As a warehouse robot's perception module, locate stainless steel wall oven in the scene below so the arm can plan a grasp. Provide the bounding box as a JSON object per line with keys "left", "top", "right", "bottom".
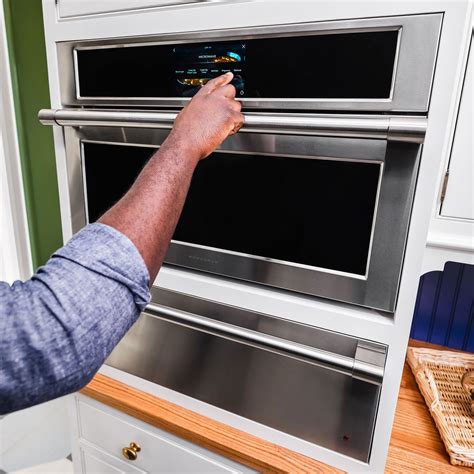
{"left": 41, "top": 14, "right": 441, "bottom": 312}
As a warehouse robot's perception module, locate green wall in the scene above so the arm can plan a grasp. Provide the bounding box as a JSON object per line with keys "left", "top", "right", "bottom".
{"left": 3, "top": 0, "right": 62, "bottom": 269}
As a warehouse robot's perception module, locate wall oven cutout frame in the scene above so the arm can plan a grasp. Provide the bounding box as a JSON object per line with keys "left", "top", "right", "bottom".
{"left": 62, "top": 122, "right": 421, "bottom": 313}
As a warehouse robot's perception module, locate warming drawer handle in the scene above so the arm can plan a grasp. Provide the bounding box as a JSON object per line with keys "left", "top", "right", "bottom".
{"left": 145, "top": 302, "right": 385, "bottom": 385}
{"left": 38, "top": 108, "right": 426, "bottom": 143}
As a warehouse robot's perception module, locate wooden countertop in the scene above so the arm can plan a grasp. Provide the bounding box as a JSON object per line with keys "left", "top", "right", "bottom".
{"left": 82, "top": 342, "right": 471, "bottom": 473}
{"left": 387, "top": 361, "right": 470, "bottom": 473}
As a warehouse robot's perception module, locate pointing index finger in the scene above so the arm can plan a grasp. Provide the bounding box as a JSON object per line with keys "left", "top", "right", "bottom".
{"left": 202, "top": 72, "right": 234, "bottom": 93}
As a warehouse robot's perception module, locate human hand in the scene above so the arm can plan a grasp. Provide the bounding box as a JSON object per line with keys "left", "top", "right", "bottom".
{"left": 164, "top": 73, "right": 244, "bottom": 162}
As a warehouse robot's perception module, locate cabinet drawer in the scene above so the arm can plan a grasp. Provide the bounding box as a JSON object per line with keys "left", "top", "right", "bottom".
{"left": 76, "top": 397, "right": 249, "bottom": 473}
{"left": 80, "top": 444, "right": 145, "bottom": 473}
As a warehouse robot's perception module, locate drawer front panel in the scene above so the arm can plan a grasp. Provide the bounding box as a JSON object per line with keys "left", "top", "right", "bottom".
{"left": 77, "top": 399, "right": 244, "bottom": 473}
{"left": 106, "top": 288, "right": 386, "bottom": 463}
{"left": 81, "top": 444, "right": 145, "bottom": 473}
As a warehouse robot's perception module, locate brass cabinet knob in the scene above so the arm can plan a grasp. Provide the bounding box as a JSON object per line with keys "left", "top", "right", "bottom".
{"left": 122, "top": 442, "right": 141, "bottom": 461}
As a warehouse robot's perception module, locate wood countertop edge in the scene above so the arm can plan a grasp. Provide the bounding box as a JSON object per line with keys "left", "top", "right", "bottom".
{"left": 81, "top": 373, "right": 341, "bottom": 474}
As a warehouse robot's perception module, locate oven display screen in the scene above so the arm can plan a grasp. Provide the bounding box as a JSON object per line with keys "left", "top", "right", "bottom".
{"left": 173, "top": 42, "right": 245, "bottom": 97}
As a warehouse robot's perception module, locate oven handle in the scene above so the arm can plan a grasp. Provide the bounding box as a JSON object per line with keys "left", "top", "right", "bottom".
{"left": 38, "top": 108, "right": 426, "bottom": 143}
{"left": 145, "top": 302, "right": 385, "bottom": 385}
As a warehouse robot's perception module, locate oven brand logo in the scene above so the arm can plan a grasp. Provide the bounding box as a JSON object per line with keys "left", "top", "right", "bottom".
{"left": 187, "top": 255, "right": 219, "bottom": 265}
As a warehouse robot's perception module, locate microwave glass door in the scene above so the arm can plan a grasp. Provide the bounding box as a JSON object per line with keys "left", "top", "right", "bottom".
{"left": 83, "top": 142, "right": 380, "bottom": 277}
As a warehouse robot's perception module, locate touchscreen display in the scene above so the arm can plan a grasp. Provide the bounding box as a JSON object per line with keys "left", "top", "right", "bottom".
{"left": 173, "top": 42, "right": 245, "bottom": 97}
{"left": 77, "top": 30, "right": 398, "bottom": 100}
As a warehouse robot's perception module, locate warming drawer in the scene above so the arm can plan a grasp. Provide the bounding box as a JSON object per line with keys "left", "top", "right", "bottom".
{"left": 106, "top": 287, "right": 387, "bottom": 463}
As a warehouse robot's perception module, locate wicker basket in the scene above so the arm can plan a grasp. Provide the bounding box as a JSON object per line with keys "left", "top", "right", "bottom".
{"left": 407, "top": 347, "right": 474, "bottom": 467}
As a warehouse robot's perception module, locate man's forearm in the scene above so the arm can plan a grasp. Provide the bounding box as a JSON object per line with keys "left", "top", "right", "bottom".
{"left": 99, "top": 137, "right": 198, "bottom": 283}
{"left": 98, "top": 73, "right": 243, "bottom": 283}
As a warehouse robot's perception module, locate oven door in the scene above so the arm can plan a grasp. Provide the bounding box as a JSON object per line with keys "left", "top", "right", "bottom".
{"left": 61, "top": 117, "right": 421, "bottom": 312}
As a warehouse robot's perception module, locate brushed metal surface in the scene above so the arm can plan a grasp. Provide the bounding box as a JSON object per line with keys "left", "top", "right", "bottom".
{"left": 145, "top": 302, "right": 385, "bottom": 384}
{"left": 39, "top": 108, "right": 427, "bottom": 143}
{"left": 56, "top": 14, "right": 442, "bottom": 112}
{"left": 106, "top": 288, "right": 386, "bottom": 462}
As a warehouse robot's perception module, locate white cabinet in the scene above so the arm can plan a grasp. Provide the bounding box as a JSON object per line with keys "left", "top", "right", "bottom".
{"left": 69, "top": 395, "right": 254, "bottom": 474}
{"left": 440, "top": 35, "right": 474, "bottom": 221}
{"left": 423, "top": 32, "right": 474, "bottom": 272}
{"left": 58, "top": 1, "right": 208, "bottom": 19}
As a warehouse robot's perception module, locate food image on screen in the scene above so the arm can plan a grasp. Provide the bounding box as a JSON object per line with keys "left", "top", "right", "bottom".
{"left": 173, "top": 42, "right": 245, "bottom": 97}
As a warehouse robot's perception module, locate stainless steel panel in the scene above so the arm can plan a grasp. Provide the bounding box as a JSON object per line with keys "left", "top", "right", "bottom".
{"left": 61, "top": 125, "right": 420, "bottom": 312}
{"left": 145, "top": 302, "right": 385, "bottom": 384}
{"left": 106, "top": 288, "right": 386, "bottom": 462}
{"left": 57, "top": 14, "right": 442, "bottom": 112}
{"left": 39, "top": 108, "right": 427, "bottom": 143}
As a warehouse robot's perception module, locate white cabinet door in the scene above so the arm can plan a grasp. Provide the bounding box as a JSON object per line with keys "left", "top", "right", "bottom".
{"left": 70, "top": 396, "right": 254, "bottom": 474}
{"left": 58, "top": 0, "right": 203, "bottom": 18}
{"left": 441, "top": 35, "right": 474, "bottom": 221}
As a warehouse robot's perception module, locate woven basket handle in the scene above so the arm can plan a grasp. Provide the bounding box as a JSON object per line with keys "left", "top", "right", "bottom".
{"left": 461, "top": 370, "right": 474, "bottom": 415}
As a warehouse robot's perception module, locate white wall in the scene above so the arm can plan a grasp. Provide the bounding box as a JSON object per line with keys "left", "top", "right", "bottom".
{"left": 0, "top": 2, "right": 71, "bottom": 471}
{"left": 0, "top": 1, "right": 31, "bottom": 283}
{"left": 0, "top": 130, "right": 21, "bottom": 283}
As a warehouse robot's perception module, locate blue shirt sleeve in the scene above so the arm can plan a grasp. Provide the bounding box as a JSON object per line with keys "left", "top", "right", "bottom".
{"left": 0, "top": 223, "right": 150, "bottom": 414}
